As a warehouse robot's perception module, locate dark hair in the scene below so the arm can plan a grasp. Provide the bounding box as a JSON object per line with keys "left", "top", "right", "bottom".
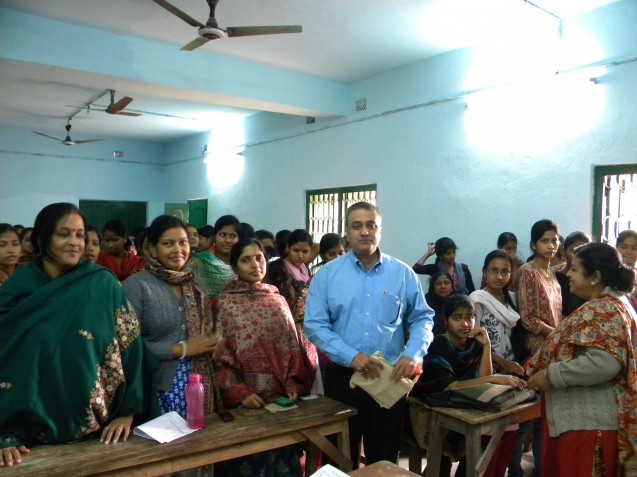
{"left": 617, "top": 229, "right": 637, "bottom": 247}
{"left": 529, "top": 219, "right": 559, "bottom": 255}
{"left": 564, "top": 231, "right": 591, "bottom": 250}
{"left": 482, "top": 249, "right": 513, "bottom": 272}
{"left": 18, "top": 227, "right": 33, "bottom": 242}
{"left": 230, "top": 238, "right": 265, "bottom": 269}
{"left": 344, "top": 201, "right": 381, "bottom": 227}
{"left": 238, "top": 222, "right": 256, "bottom": 239}
{"left": 146, "top": 215, "right": 188, "bottom": 246}
{"left": 255, "top": 229, "right": 275, "bottom": 242}
{"left": 275, "top": 229, "right": 291, "bottom": 257}
{"left": 32, "top": 203, "right": 87, "bottom": 262}
{"left": 434, "top": 237, "right": 457, "bottom": 261}
{"left": 288, "top": 229, "right": 313, "bottom": 248}
{"left": 0, "top": 223, "right": 19, "bottom": 239}
{"left": 319, "top": 233, "right": 344, "bottom": 255}
{"left": 497, "top": 232, "right": 518, "bottom": 249}
{"left": 481, "top": 250, "right": 517, "bottom": 311}
{"left": 574, "top": 243, "right": 635, "bottom": 293}
{"left": 428, "top": 271, "right": 454, "bottom": 296}
{"left": 133, "top": 228, "right": 146, "bottom": 252}
{"left": 213, "top": 215, "right": 240, "bottom": 236}
{"left": 102, "top": 219, "right": 127, "bottom": 238}
{"left": 197, "top": 225, "right": 215, "bottom": 238}
{"left": 443, "top": 294, "right": 475, "bottom": 319}
{"left": 86, "top": 225, "right": 102, "bottom": 244}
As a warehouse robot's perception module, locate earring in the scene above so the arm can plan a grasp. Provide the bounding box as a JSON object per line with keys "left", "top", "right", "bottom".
{"left": 590, "top": 281, "right": 597, "bottom": 286}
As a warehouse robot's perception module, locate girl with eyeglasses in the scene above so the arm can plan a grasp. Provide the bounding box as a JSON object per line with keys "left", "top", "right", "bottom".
{"left": 470, "top": 250, "right": 524, "bottom": 376}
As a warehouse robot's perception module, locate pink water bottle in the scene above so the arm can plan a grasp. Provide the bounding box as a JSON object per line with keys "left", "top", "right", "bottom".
{"left": 185, "top": 373, "right": 205, "bottom": 429}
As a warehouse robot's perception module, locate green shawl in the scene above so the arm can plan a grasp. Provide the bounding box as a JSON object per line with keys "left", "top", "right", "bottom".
{"left": 189, "top": 249, "right": 235, "bottom": 299}
{"left": 0, "top": 260, "right": 145, "bottom": 449}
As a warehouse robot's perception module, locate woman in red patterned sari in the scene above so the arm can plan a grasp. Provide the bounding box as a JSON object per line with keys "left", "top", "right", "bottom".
{"left": 214, "top": 238, "right": 312, "bottom": 477}
{"left": 528, "top": 243, "right": 637, "bottom": 476}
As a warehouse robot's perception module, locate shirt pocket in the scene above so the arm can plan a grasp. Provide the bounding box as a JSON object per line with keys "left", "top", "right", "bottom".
{"left": 381, "top": 293, "right": 403, "bottom": 326}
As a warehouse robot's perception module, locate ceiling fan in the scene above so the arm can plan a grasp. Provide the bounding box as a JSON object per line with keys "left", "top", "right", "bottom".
{"left": 103, "top": 90, "right": 140, "bottom": 117}
{"left": 33, "top": 120, "right": 107, "bottom": 146}
{"left": 152, "top": 0, "right": 302, "bottom": 51}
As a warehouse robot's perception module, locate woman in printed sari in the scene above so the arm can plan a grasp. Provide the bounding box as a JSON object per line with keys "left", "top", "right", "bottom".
{"left": 189, "top": 215, "right": 239, "bottom": 307}
{"left": 267, "top": 229, "right": 320, "bottom": 393}
{"left": 0, "top": 203, "right": 145, "bottom": 467}
{"left": 123, "top": 215, "right": 220, "bottom": 420}
{"left": 97, "top": 219, "right": 146, "bottom": 281}
{"left": 214, "top": 238, "right": 312, "bottom": 477}
{"left": 528, "top": 243, "right": 637, "bottom": 476}
{"left": 413, "top": 237, "right": 475, "bottom": 295}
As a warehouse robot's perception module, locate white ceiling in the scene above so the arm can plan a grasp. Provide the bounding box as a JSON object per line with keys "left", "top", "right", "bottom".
{"left": 0, "top": 0, "right": 620, "bottom": 142}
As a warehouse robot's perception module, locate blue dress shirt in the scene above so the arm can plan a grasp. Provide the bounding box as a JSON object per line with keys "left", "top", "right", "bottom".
{"left": 304, "top": 250, "right": 434, "bottom": 368}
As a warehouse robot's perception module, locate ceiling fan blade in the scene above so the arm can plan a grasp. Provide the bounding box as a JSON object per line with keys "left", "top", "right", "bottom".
{"left": 106, "top": 96, "right": 134, "bottom": 114}
{"left": 33, "top": 131, "right": 62, "bottom": 142}
{"left": 114, "top": 111, "right": 142, "bottom": 117}
{"left": 226, "top": 25, "right": 302, "bottom": 37}
{"left": 181, "top": 37, "right": 211, "bottom": 51}
{"left": 152, "top": 0, "right": 205, "bottom": 28}
{"left": 73, "top": 139, "right": 108, "bottom": 144}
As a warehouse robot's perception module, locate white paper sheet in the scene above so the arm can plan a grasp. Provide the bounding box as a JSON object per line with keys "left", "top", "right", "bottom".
{"left": 308, "top": 464, "right": 349, "bottom": 477}
{"left": 133, "top": 411, "right": 200, "bottom": 443}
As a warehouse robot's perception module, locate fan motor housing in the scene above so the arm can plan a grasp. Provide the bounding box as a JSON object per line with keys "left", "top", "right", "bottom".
{"left": 199, "top": 26, "right": 227, "bottom": 40}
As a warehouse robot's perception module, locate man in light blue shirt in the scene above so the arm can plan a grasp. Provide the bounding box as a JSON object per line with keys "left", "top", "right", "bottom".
{"left": 305, "top": 201, "right": 434, "bottom": 468}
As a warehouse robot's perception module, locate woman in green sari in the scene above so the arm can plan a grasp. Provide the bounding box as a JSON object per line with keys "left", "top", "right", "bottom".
{"left": 189, "top": 215, "right": 239, "bottom": 308}
{"left": 0, "top": 203, "right": 145, "bottom": 468}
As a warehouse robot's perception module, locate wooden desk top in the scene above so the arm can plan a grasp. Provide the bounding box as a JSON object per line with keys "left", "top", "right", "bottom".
{"left": 349, "top": 461, "right": 420, "bottom": 476}
{"left": 431, "top": 400, "right": 540, "bottom": 426}
{"left": 4, "top": 397, "right": 356, "bottom": 477}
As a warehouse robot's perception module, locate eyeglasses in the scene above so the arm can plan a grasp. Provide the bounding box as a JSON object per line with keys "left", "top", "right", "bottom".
{"left": 486, "top": 269, "right": 511, "bottom": 277}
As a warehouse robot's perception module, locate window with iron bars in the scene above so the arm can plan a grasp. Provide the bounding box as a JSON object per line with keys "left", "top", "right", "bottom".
{"left": 305, "top": 185, "right": 377, "bottom": 257}
{"left": 592, "top": 164, "right": 637, "bottom": 243}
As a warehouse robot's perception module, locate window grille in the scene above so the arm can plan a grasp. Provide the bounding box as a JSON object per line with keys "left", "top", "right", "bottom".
{"left": 306, "top": 185, "right": 377, "bottom": 257}
{"left": 593, "top": 165, "right": 637, "bottom": 243}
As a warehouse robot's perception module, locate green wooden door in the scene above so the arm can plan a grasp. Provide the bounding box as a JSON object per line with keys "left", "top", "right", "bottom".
{"left": 79, "top": 200, "right": 147, "bottom": 236}
{"left": 188, "top": 199, "right": 208, "bottom": 228}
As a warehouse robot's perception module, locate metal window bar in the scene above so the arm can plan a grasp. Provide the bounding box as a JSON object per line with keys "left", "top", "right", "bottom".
{"left": 306, "top": 186, "right": 377, "bottom": 269}
{"left": 600, "top": 173, "right": 637, "bottom": 244}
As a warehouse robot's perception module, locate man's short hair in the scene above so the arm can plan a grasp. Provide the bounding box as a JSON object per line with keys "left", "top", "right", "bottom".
{"left": 344, "top": 202, "right": 382, "bottom": 227}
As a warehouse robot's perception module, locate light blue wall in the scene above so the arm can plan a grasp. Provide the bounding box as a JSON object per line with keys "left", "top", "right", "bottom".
{"left": 0, "top": 125, "right": 167, "bottom": 225}
{"left": 2, "top": 1, "right": 637, "bottom": 277}
{"left": 177, "top": 0, "right": 637, "bottom": 276}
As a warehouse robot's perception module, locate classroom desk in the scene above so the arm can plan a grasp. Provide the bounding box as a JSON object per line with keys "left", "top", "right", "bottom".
{"left": 349, "top": 461, "right": 420, "bottom": 476}
{"left": 424, "top": 401, "right": 541, "bottom": 477}
{"left": 3, "top": 396, "right": 357, "bottom": 477}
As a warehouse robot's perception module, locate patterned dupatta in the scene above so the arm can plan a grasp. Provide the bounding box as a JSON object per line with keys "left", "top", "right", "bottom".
{"left": 437, "top": 261, "right": 467, "bottom": 295}
{"left": 146, "top": 257, "right": 219, "bottom": 414}
{"left": 530, "top": 290, "right": 637, "bottom": 472}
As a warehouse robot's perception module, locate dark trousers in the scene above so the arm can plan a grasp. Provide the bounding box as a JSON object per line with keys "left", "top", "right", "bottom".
{"left": 324, "top": 363, "right": 406, "bottom": 468}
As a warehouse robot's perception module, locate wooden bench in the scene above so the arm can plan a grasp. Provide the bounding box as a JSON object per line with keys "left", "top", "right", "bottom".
{"left": 424, "top": 401, "right": 541, "bottom": 477}
{"left": 3, "top": 396, "right": 357, "bottom": 476}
